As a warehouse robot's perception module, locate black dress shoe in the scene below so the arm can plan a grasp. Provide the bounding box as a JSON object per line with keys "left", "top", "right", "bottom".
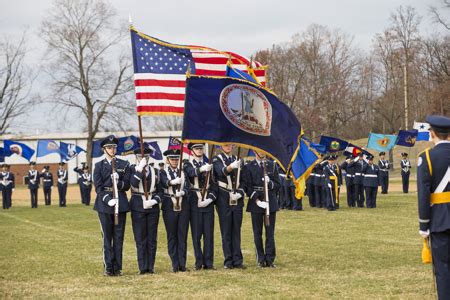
{"left": 179, "top": 266, "right": 189, "bottom": 272}
{"left": 137, "top": 270, "right": 146, "bottom": 275}
{"left": 172, "top": 268, "right": 178, "bottom": 273}
{"left": 104, "top": 270, "right": 114, "bottom": 276}
{"left": 148, "top": 269, "right": 154, "bottom": 274}
{"left": 204, "top": 266, "right": 216, "bottom": 270}
{"left": 194, "top": 266, "right": 202, "bottom": 271}
{"left": 267, "top": 263, "right": 277, "bottom": 268}
{"left": 257, "top": 262, "right": 266, "bottom": 268}
{"left": 114, "top": 270, "right": 123, "bottom": 276}
{"left": 234, "top": 264, "right": 247, "bottom": 269}
{"left": 223, "top": 265, "right": 233, "bottom": 270}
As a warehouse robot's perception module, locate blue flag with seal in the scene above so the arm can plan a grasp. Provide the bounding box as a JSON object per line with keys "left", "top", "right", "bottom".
{"left": 91, "top": 139, "right": 104, "bottom": 158}
{"left": 59, "top": 142, "right": 85, "bottom": 161}
{"left": 117, "top": 136, "right": 139, "bottom": 156}
{"left": 319, "top": 136, "right": 348, "bottom": 152}
{"left": 396, "top": 130, "right": 418, "bottom": 147}
{"left": 182, "top": 75, "right": 301, "bottom": 170}
{"left": 291, "top": 137, "right": 321, "bottom": 198}
{"left": 37, "top": 140, "right": 62, "bottom": 158}
{"left": 367, "top": 133, "right": 397, "bottom": 152}
{"left": 3, "top": 140, "right": 35, "bottom": 161}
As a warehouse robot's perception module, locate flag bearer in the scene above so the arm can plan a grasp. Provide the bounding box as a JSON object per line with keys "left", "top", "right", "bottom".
{"left": 340, "top": 155, "right": 355, "bottom": 207}
{"left": 79, "top": 165, "right": 93, "bottom": 206}
{"left": 26, "top": 162, "right": 40, "bottom": 208}
{"left": 0, "top": 164, "right": 14, "bottom": 209}
{"left": 362, "top": 155, "right": 380, "bottom": 208}
{"left": 41, "top": 166, "right": 53, "bottom": 205}
{"left": 400, "top": 153, "right": 411, "bottom": 193}
{"left": 351, "top": 153, "right": 366, "bottom": 207}
{"left": 57, "top": 162, "right": 68, "bottom": 207}
{"left": 417, "top": 115, "right": 450, "bottom": 300}
{"left": 378, "top": 152, "right": 390, "bottom": 194}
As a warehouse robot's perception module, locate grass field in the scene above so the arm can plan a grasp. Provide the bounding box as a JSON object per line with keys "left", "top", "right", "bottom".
{"left": 0, "top": 174, "right": 436, "bottom": 299}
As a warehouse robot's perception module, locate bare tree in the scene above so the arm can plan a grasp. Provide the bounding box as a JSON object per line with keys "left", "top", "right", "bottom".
{"left": 430, "top": 0, "right": 450, "bottom": 31}
{"left": 151, "top": 116, "right": 183, "bottom": 131}
{"left": 40, "top": 0, "right": 133, "bottom": 167}
{"left": 0, "top": 35, "right": 34, "bottom": 134}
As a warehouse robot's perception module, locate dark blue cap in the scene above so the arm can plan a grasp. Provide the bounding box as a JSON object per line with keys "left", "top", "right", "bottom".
{"left": 163, "top": 149, "right": 181, "bottom": 158}
{"left": 426, "top": 115, "right": 450, "bottom": 133}
{"left": 101, "top": 135, "right": 119, "bottom": 148}
{"left": 134, "top": 144, "right": 154, "bottom": 156}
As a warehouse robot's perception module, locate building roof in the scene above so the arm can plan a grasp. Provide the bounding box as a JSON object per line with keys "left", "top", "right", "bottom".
{"left": 1, "top": 131, "right": 182, "bottom": 141}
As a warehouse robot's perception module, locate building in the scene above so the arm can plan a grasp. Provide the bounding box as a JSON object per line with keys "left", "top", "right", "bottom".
{"left": 1, "top": 131, "right": 182, "bottom": 184}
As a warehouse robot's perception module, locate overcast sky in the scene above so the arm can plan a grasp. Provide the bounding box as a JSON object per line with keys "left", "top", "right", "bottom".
{"left": 0, "top": 0, "right": 443, "bottom": 135}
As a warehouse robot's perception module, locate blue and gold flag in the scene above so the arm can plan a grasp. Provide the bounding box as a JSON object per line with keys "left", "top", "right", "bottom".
{"left": 396, "top": 130, "right": 418, "bottom": 147}
{"left": 291, "top": 137, "right": 321, "bottom": 198}
{"left": 182, "top": 75, "right": 301, "bottom": 170}
{"left": 319, "top": 136, "right": 349, "bottom": 152}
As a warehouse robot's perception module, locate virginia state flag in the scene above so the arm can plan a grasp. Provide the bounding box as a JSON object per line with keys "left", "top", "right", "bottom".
{"left": 3, "top": 140, "right": 35, "bottom": 161}
{"left": 182, "top": 75, "right": 301, "bottom": 170}
{"left": 37, "top": 140, "right": 61, "bottom": 158}
{"left": 319, "top": 136, "right": 349, "bottom": 152}
{"left": 59, "top": 142, "right": 85, "bottom": 161}
{"left": 367, "top": 133, "right": 397, "bottom": 152}
{"left": 396, "top": 130, "right": 418, "bottom": 147}
{"left": 291, "top": 137, "right": 320, "bottom": 198}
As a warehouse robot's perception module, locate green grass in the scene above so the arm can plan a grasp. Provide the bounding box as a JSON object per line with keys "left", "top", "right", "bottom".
{"left": 0, "top": 190, "right": 435, "bottom": 299}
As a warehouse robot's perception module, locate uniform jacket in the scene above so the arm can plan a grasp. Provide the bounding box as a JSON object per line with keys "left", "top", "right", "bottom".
{"left": 400, "top": 159, "right": 411, "bottom": 173}
{"left": 26, "top": 170, "right": 40, "bottom": 190}
{"left": 362, "top": 164, "right": 380, "bottom": 187}
{"left": 57, "top": 169, "right": 68, "bottom": 185}
{"left": 93, "top": 158, "right": 131, "bottom": 214}
{"left": 41, "top": 172, "right": 53, "bottom": 189}
{"left": 159, "top": 166, "right": 189, "bottom": 211}
{"left": 378, "top": 159, "right": 390, "bottom": 173}
{"left": 340, "top": 160, "right": 355, "bottom": 184}
{"left": 184, "top": 159, "right": 217, "bottom": 212}
{"left": 78, "top": 172, "right": 93, "bottom": 190}
{"left": 129, "top": 164, "right": 163, "bottom": 213}
{"left": 0, "top": 172, "right": 15, "bottom": 191}
{"left": 350, "top": 158, "right": 367, "bottom": 185}
{"left": 243, "top": 159, "right": 280, "bottom": 213}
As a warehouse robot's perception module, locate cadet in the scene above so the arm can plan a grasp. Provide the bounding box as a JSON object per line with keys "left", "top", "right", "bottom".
{"left": 278, "top": 169, "right": 288, "bottom": 208}
{"left": 417, "top": 115, "right": 450, "bottom": 300}
{"left": 0, "top": 164, "right": 14, "bottom": 209}
{"left": 243, "top": 151, "right": 280, "bottom": 268}
{"left": 378, "top": 152, "right": 390, "bottom": 194}
{"left": 160, "top": 148, "right": 190, "bottom": 272}
{"left": 306, "top": 165, "right": 316, "bottom": 208}
{"left": 26, "top": 162, "right": 40, "bottom": 208}
{"left": 313, "top": 159, "right": 325, "bottom": 208}
{"left": 351, "top": 153, "right": 366, "bottom": 207}
{"left": 74, "top": 163, "right": 85, "bottom": 204}
{"left": 400, "top": 153, "right": 411, "bottom": 193}
{"left": 78, "top": 165, "right": 93, "bottom": 206}
{"left": 184, "top": 143, "right": 216, "bottom": 270}
{"left": 130, "top": 146, "right": 162, "bottom": 275}
{"left": 212, "top": 144, "right": 246, "bottom": 269}
{"left": 362, "top": 155, "right": 379, "bottom": 208}
{"left": 41, "top": 166, "right": 53, "bottom": 206}
{"left": 93, "top": 135, "right": 131, "bottom": 276}
{"left": 340, "top": 155, "right": 355, "bottom": 207}
{"left": 57, "top": 162, "right": 68, "bottom": 207}
{"left": 323, "top": 155, "right": 342, "bottom": 210}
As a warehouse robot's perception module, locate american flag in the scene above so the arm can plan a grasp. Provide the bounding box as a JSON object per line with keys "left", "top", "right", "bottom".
{"left": 130, "top": 28, "right": 267, "bottom": 116}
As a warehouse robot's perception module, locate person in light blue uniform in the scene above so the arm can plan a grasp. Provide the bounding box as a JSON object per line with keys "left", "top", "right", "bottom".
{"left": 93, "top": 135, "right": 131, "bottom": 276}
{"left": 417, "top": 115, "right": 450, "bottom": 300}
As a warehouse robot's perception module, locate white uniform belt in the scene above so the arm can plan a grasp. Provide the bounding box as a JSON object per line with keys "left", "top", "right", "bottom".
{"left": 364, "top": 174, "right": 377, "bottom": 178}
{"left": 218, "top": 181, "right": 232, "bottom": 192}
{"left": 43, "top": 179, "right": 52, "bottom": 182}
{"left": 380, "top": 169, "right": 388, "bottom": 172}
{"left": 355, "top": 173, "right": 362, "bottom": 175}
{"left": 346, "top": 174, "right": 354, "bottom": 177}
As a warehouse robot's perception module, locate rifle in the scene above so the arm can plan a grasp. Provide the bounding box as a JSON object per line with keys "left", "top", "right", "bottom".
{"left": 230, "top": 147, "right": 241, "bottom": 206}
{"left": 111, "top": 157, "right": 120, "bottom": 225}
{"left": 174, "top": 144, "right": 184, "bottom": 211}
{"left": 200, "top": 144, "right": 215, "bottom": 202}
{"left": 262, "top": 159, "right": 270, "bottom": 227}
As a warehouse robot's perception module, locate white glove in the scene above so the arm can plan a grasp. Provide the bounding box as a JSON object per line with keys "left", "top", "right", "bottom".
{"left": 198, "top": 198, "right": 213, "bottom": 207}
{"left": 51, "top": 186, "right": 53, "bottom": 189}
{"left": 108, "top": 199, "right": 117, "bottom": 207}
{"left": 149, "top": 199, "right": 158, "bottom": 207}
{"left": 419, "top": 230, "right": 430, "bottom": 239}
{"left": 136, "top": 158, "right": 148, "bottom": 173}
{"left": 230, "top": 159, "right": 241, "bottom": 169}
{"left": 354, "top": 156, "right": 360, "bottom": 162}
{"left": 230, "top": 192, "right": 242, "bottom": 201}
{"left": 256, "top": 200, "right": 268, "bottom": 209}
{"left": 264, "top": 175, "right": 270, "bottom": 182}
{"left": 199, "top": 164, "right": 212, "bottom": 173}
{"left": 143, "top": 199, "right": 158, "bottom": 209}
{"left": 41, "top": 169, "right": 46, "bottom": 173}
{"left": 111, "top": 172, "right": 119, "bottom": 180}
{"left": 175, "top": 190, "right": 185, "bottom": 197}
{"left": 327, "top": 183, "right": 332, "bottom": 188}
{"left": 170, "top": 177, "right": 182, "bottom": 186}
{"left": 12, "top": 188, "right": 15, "bottom": 192}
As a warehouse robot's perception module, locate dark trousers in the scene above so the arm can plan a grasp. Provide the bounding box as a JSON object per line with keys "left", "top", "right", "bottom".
{"left": 216, "top": 205, "right": 243, "bottom": 267}
{"left": 131, "top": 209, "right": 159, "bottom": 272}
{"left": 364, "top": 186, "right": 377, "bottom": 208}
{"left": 281, "top": 184, "right": 293, "bottom": 209}
{"left": 58, "top": 183, "right": 67, "bottom": 207}
{"left": 431, "top": 230, "right": 450, "bottom": 300}
{"left": 346, "top": 180, "right": 355, "bottom": 207}
{"left": 163, "top": 209, "right": 190, "bottom": 270}
{"left": 314, "top": 185, "right": 324, "bottom": 208}
{"left": 251, "top": 212, "right": 276, "bottom": 265}
{"left": 307, "top": 183, "right": 315, "bottom": 207}
{"left": 44, "top": 187, "right": 51, "bottom": 205}
{"left": 325, "top": 184, "right": 336, "bottom": 211}
{"left": 292, "top": 197, "right": 303, "bottom": 210}
{"left": 190, "top": 210, "right": 214, "bottom": 268}
{"left": 401, "top": 171, "right": 410, "bottom": 193}
{"left": 379, "top": 171, "right": 389, "bottom": 194}
{"left": 30, "top": 188, "right": 38, "bottom": 208}
{"left": 2, "top": 189, "right": 12, "bottom": 209}
{"left": 81, "top": 186, "right": 92, "bottom": 205}
{"left": 98, "top": 212, "right": 127, "bottom": 273}
{"left": 354, "top": 184, "right": 365, "bottom": 207}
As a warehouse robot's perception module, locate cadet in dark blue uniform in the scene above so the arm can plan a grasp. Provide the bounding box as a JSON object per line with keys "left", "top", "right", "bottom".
{"left": 212, "top": 144, "right": 246, "bottom": 269}
{"left": 417, "top": 115, "right": 450, "bottom": 300}
{"left": 400, "top": 153, "right": 411, "bottom": 193}
{"left": 41, "top": 166, "right": 53, "bottom": 206}
{"left": 351, "top": 153, "right": 366, "bottom": 207}
{"left": 378, "top": 152, "right": 390, "bottom": 194}
{"left": 184, "top": 143, "right": 217, "bottom": 270}
{"left": 313, "top": 159, "right": 325, "bottom": 208}
{"left": 57, "top": 162, "right": 68, "bottom": 207}
{"left": 323, "top": 155, "right": 342, "bottom": 210}
{"left": 0, "top": 164, "right": 14, "bottom": 209}
{"left": 340, "top": 155, "right": 355, "bottom": 207}
{"left": 243, "top": 151, "right": 280, "bottom": 267}
{"left": 26, "top": 162, "right": 40, "bottom": 208}
{"left": 78, "top": 165, "right": 92, "bottom": 206}
{"left": 362, "top": 155, "right": 379, "bottom": 208}
{"left": 306, "top": 165, "right": 316, "bottom": 208}
{"left": 130, "top": 146, "right": 162, "bottom": 275}
{"left": 160, "top": 148, "right": 190, "bottom": 272}
{"left": 93, "top": 135, "right": 131, "bottom": 276}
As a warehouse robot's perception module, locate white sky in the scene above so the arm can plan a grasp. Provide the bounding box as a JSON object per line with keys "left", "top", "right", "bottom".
{"left": 0, "top": 0, "right": 443, "bottom": 134}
